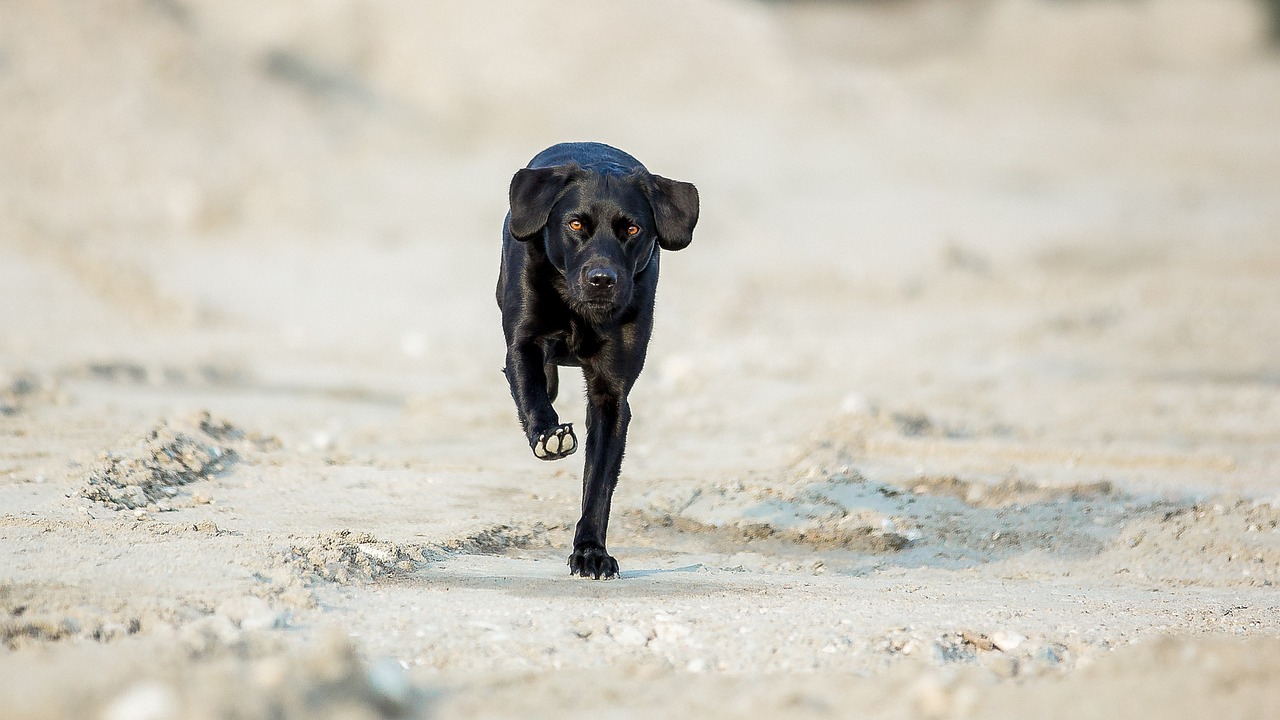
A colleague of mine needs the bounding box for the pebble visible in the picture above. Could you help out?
[653,619,692,644]
[180,615,240,654]
[100,681,178,720]
[1038,644,1065,665]
[608,624,649,647]
[991,631,1026,652]
[960,630,995,651]
[217,596,285,631]
[366,657,414,716]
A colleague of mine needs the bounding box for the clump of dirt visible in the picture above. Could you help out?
[633,509,914,553]
[905,475,1116,509]
[1099,499,1280,587]
[636,467,1184,564]
[1,616,82,650]
[872,626,1078,677]
[0,371,56,416]
[72,361,251,388]
[283,531,433,584]
[173,632,426,720]
[2,608,143,651]
[2,631,427,720]
[439,523,558,555]
[284,524,558,586]
[80,411,278,511]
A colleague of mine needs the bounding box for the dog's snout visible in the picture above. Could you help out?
[587,267,617,289]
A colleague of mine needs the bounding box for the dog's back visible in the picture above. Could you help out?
[527,142,645,176]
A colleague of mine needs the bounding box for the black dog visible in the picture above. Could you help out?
[497,142,699,579]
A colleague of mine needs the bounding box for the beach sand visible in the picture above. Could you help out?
[2,1,1279,717]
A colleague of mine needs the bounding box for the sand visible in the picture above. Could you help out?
[2,1,1280,718]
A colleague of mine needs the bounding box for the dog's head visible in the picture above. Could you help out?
[508,164,698,319]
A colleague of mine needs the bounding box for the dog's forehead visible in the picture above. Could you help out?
[559,172,651,219]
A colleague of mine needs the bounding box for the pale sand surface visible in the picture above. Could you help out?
[2,1,1279,718]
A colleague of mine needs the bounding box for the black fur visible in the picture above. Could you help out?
[497,142,699,579]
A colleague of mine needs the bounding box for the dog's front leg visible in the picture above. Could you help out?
[569,378,630,579]
[505,340,577,460]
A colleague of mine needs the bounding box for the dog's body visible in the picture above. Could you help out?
[497,142,699,579]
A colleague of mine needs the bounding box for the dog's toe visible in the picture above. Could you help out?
[532,424,577,461]
[568,546,619,580]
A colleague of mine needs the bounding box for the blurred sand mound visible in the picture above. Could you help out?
[2,0,1272,249]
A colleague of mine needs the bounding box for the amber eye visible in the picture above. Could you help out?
[626,224,641,237]
[568,219,583,232]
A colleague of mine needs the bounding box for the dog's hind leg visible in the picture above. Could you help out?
[545,361,559,403]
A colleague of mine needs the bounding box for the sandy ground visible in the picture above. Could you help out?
[3,1,1280,718]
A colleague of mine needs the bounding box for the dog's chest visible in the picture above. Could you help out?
[538,316,608,366]
[565,319,604,360]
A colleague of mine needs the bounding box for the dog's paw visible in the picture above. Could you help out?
[531,424,577,461]
[568,546,619,580]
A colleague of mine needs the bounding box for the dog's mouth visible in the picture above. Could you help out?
[569,294,626,319]
[576,298,622,314]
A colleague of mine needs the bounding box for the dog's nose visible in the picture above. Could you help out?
[587,268,617,289]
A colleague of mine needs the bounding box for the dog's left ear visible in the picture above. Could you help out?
[644,174,699,251]
[509,164,582,240]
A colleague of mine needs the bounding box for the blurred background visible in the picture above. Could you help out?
[1,0,1278,483]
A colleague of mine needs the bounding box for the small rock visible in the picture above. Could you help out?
[608,624,649,647]
[366,657,414,716]
[216,596,284,631]
[95,622,131,642]
[1038,644,1065,665]
[960,630,995,651]
[840,394,876,416]
[180,614,240,654]
[100,681,178,720]
[653,620,692,644]
[991,630,1026,652]
[571,616,608,640]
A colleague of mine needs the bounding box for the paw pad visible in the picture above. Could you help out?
[532,424,577,460]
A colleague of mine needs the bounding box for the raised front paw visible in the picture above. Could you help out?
[568,545,619,579]
[531,423,577,461]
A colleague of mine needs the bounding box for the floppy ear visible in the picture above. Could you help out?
[645,174,699,251]
[508,164,581,240]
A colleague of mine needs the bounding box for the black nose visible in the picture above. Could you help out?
[587,268,617,289]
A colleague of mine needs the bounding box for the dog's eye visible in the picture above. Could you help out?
[568,219,583,232]
[626,225,641,237]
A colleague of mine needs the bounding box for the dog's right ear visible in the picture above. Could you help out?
[508,164,582,240]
